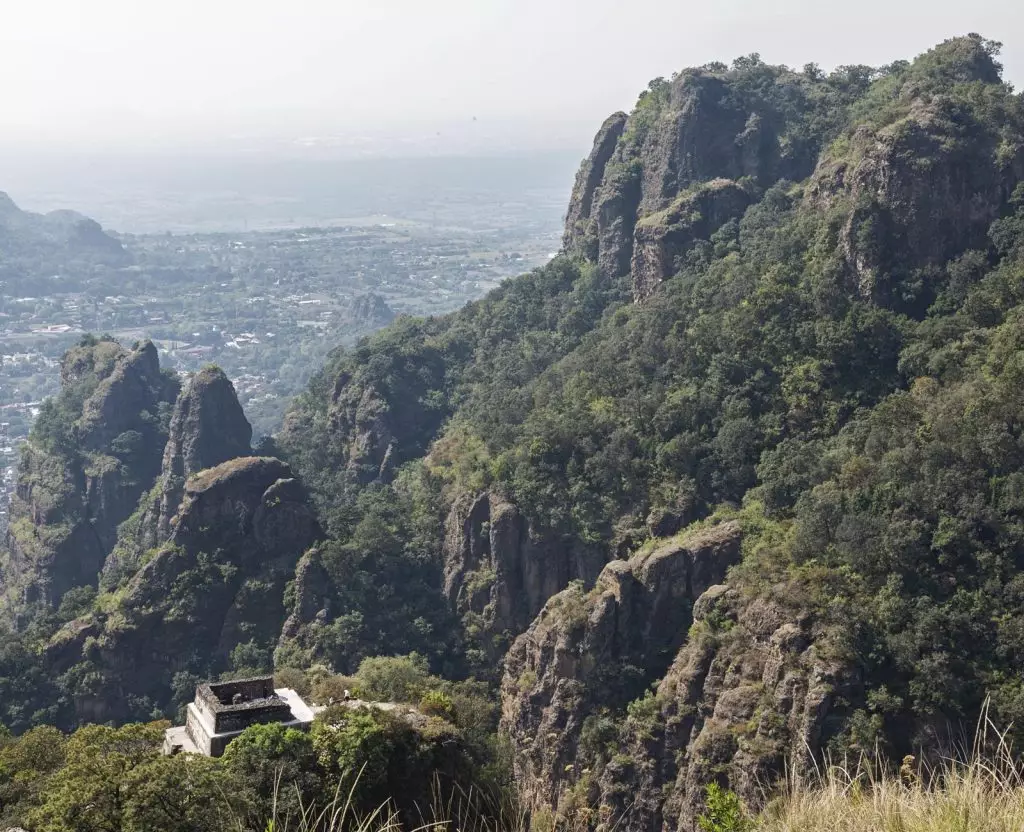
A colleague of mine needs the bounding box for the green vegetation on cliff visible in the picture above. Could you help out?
[273,34,1024,827]
[4,31,1024,832]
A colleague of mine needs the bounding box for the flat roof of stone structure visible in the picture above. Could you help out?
[164,684,317,757]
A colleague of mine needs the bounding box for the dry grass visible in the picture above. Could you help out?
[255,713,1024,832]
[759,716,1024,832]
[254,769,524,832]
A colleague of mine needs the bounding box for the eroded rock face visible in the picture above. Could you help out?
[100,365,253,584]
[630,179,754,300]
[442,492,604,659]
[3,340,179,610]
[563,70,822,300]
[564,113,629,260]
[499,519,860,832]
[807,101,1024,306]
[155,366,253,540]
[594,586,858,832]
[329,372,398,484]
[500,521,742,816]
[48,456,321,723]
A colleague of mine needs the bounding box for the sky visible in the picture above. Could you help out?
[0,0,1022,156]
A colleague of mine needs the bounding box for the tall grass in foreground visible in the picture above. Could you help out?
[759,717,1024,832]
[253,771,525,832]
[254,717,1024,832]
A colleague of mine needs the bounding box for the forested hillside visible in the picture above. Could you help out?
[3,33,1024,832]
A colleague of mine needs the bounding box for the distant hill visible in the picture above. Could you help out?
[0,190,126,265]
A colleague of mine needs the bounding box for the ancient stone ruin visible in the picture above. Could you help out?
[163,675,316,757]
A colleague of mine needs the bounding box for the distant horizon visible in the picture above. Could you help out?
[0,150,581,235]
[1,1,1020,154]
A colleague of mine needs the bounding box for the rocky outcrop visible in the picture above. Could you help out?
[154,366,253,540]
[563,69,824,299]
[101,365,253,583]
[807,100,1024,307]
[594,585,857,832]
[630,179,754,300]
[349,293,396,327]
[77,341,176,451]
[329,373,398,483]
[499,519,860,832]
[442,491,604,659]
[3,340,179,610]
[564,113,628,260]
[48,456,321,723]
[500,521,742,816]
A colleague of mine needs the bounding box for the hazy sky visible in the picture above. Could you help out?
[1,0,1022,155]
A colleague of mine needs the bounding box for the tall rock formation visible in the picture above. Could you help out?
[592,584,857,832]
[441,491,605,661]
[154,366,253,540]
[562,70,822,300]
[2,339,179,610]
[48,456,321,723]
[500,522,742,816]
[102,366,253,584]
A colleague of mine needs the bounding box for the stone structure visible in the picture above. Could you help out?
[163,676,316,757]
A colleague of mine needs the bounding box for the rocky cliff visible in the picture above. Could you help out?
[441,491,604,661]
[2,339,179,610]
[562,68,826,299]
[806,96,1024,309]
[562,36,1022,307]
[48,456,321,723]
[500,522,742,817]
[102,365,254,582]
[154,366,252,540]
[594,582,856,832]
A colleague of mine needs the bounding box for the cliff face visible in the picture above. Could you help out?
[594,584,857,832]
[3,340,179,610]
[807,99,1024,307]
[562,70,823,300]
[500,522,742,817]
[49,457,321,723]
[562,37,1022,307]
[441,491,605,661]
[102,365,254,582]
[155,366,253,540]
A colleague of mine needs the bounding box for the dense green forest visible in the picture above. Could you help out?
[3,33,1024,832]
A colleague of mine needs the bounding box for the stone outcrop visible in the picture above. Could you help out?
[562,70,822,300]
[500,521,742,816]
[100,365,253,584]
[500,519,860,832]
[328,372,397,483]
[630,179,753,300]
[442,491,605,659]
[3,340,179,609]
[48,456,321,723]
[154,366,253,540]
[349,292,396,327]
[77,340,176,451]
[594,585,857,832]
[563,113,628,260]
[807,100,1024,306]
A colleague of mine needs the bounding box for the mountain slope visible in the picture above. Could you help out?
[274,33,1024,825]
[3,32,1024,831]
